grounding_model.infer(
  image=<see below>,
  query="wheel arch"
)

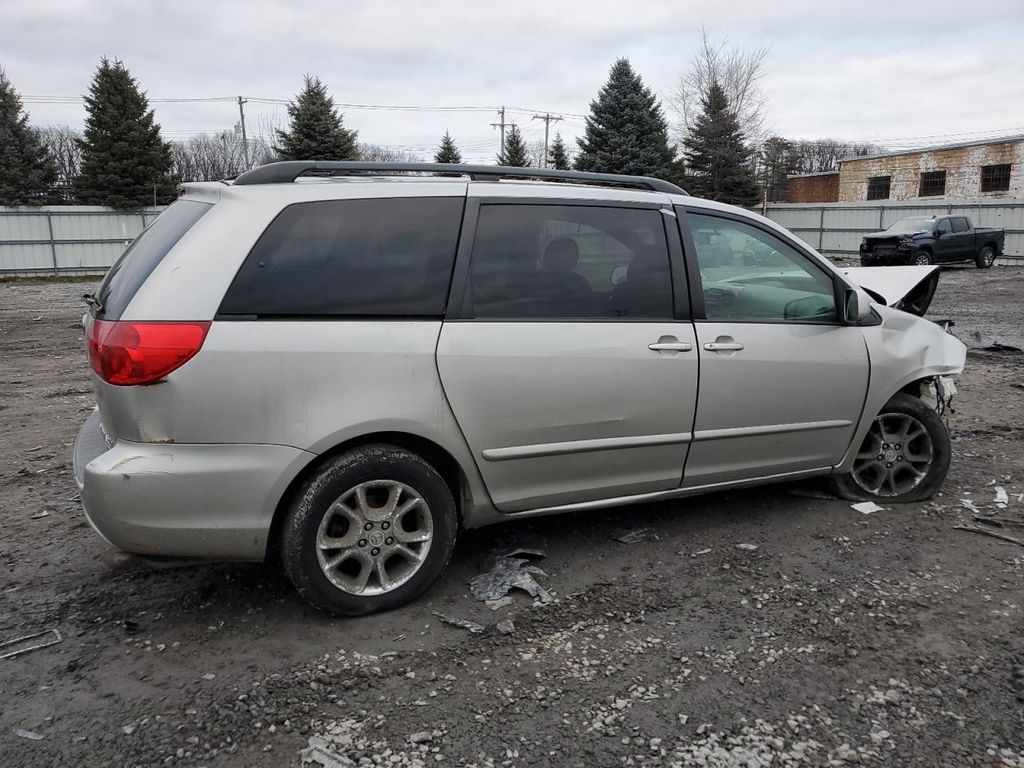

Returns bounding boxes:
[265,431,476,563]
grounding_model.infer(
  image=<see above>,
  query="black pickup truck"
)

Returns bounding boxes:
[859,215,1005,268]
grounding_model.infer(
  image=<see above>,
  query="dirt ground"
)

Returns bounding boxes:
[1,266,1023,768]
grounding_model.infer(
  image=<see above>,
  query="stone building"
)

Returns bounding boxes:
[786,135,1023,204]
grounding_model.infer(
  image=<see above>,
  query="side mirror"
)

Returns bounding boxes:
[844,287,873,324]
[610,264,628,286]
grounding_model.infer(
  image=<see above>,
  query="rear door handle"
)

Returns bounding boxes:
[648,341,693,352]
[704,342,745,352]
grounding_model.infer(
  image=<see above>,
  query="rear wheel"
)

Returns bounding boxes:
[975,246,996,269]
[281,445,457,615]
[832,393,950,502]
[912,251,932,266]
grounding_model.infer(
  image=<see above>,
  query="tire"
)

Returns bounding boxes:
[975,246,996,269]
[281,444,458,616]
[831,392,951,503]
[911,250,932,267]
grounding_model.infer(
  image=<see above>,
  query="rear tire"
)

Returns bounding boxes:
[831,393,950,503]
[281,445,457,616]
[975,246,996,269]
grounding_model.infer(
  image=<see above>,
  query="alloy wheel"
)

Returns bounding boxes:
[315,480,433,595]
[851,413,934,497]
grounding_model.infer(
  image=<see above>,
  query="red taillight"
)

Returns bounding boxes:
[87,320,211,386]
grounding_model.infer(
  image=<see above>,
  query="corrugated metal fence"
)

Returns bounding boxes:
[2,200,1023,276]
[0,205,165,275]
[763,200,1024,262]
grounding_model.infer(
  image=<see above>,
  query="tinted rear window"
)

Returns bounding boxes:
[96,200,212,319]
[218,197,464,318]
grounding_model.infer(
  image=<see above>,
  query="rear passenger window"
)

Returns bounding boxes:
[952,217,970,233]
[466,205,673,319]
[97,200,212,320]
[219,197,464,317]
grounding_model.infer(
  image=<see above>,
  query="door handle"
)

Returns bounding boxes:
[704,341,745,352]
[648,341,693,352]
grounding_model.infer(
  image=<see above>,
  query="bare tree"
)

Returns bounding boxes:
[669,27,770,145]
[37,125,82,201]
[788,139,880,174]
[357,142,422,162]
[171,131,263,181]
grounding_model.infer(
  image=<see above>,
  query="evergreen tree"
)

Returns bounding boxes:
[548,132,570,170]
[0,70,56,205]
[497,124,530,167]
[275,75,358,161]
[434,131,462,164]
[575,58,675,179]
[758,135,797,202]
[74,59,174,208]
[682,80,761,206]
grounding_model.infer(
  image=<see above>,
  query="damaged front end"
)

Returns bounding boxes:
[841,265,940,317]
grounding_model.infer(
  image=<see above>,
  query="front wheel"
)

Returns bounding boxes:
[832,393,951,502]
[281,445,458,615]
[975,246,996,269]
[911,251,933,266]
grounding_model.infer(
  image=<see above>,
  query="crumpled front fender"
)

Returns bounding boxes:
[836,306,967,473]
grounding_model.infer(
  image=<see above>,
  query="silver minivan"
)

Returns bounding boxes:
[74,162,966,615]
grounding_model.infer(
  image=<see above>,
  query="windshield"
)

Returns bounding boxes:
[885,217,935,234]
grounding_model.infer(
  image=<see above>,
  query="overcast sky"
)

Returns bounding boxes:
[3,0,1023,163]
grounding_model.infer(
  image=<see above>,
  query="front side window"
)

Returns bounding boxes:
[465,205,673,319]
[219,197,464,317]
[952,217,970,233]
[686,212,837,323]
[919,171,946,197]
[936,218,952,235]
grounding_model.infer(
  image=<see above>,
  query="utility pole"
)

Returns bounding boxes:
[531,113,563,168]
[490,106,508,161]
[237,96,250,168]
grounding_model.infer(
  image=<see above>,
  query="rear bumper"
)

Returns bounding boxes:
[74,412,315,560]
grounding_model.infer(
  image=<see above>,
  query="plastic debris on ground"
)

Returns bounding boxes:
[960,498,985,516]
[851,501,885,514]
[612,527,657,544]
[431,612,485,634]
[469,549,553,604]
[0,628,62,660]
[994,486,1009,509]
[15,729,44,740]
[735,543,759,552]
[485,596,514,611]
[496,619,515,635]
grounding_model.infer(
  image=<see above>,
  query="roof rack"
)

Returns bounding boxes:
[231,161,686,195]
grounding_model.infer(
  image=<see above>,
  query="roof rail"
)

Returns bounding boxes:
[231,161,687,195]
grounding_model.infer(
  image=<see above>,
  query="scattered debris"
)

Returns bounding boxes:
[960,498,985,516]
[994,486,1009,508]
[954,524,1024,548]
[408,731,433,744]
[201,672,217,680]
[431,612,485,634]
[851,501,885,514]
[484,596,514,611]
[980,342,1022,353]
[691,548,713,556]
[786,487,837,500]
[469,552,553,604]
[32,315,43,322]
[122,620,143,634]
[496,619,515,635]
[30,511,49,519]
[0,628,62,660]
[735,543,759,552]
[613,527,656,544]
[303,736,348,767]
[15,728,44,740]
[26,445,44,453]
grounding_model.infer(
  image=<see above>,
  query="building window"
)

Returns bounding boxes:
[981,164,1011,193]
[918,171,946,197]
[866,176,891,200]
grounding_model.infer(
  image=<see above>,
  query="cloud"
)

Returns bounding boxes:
[2,0,1022,161]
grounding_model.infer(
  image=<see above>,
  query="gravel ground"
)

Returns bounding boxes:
[1,267,1023,768]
